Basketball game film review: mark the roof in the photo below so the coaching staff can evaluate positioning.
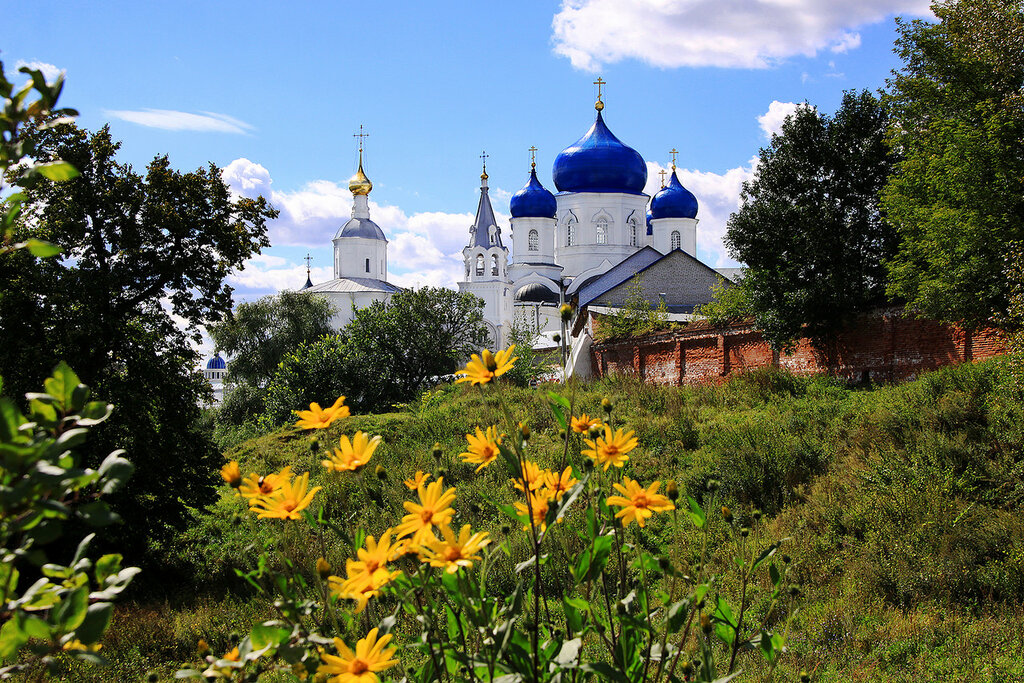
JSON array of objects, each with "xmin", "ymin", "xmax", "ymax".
[
  {"xmin": 553, "ymin": 110, "xmax": 647, "ymax": 195},
  {"xmin": 714, "ymin": 267, "xmax": 744, "ymax": 282},
  {"xmin": 469, "ymin": 184, "xmax": 503, "ymax": 249},
  {"xmin": 206, "ymin": 354, "xmax": 226, "ymax": 370},
  {"xmin": 303, "ymin": 277, "xmax": 403, "ymax": 294},
  {"xmin": 575, "ymin": 247, "xmax": 663, "ymax": 307},
  {"xmin": 335, "ymin": 217, "xmax": 387, "ymax": 241}
]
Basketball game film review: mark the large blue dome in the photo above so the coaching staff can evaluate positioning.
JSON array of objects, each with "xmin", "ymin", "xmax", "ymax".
[
  {"xmin": 510, "ymin": 168, "xmax": 557, "ymax": 218},
  {"xmin": 206, "ymin": 354, "xmax": 226, "ymax": 370},
  {"xmin": 650, "ymin": 170, "xmax": 698, "ymax": 219},
  {"xmin": 553, "ymin": 111, "xmax": 647, "ymax": 195}
]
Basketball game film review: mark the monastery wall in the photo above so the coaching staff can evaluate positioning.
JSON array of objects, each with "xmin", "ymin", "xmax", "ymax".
[{"xmin": 589, "ymin": 309, "xmax": 1008, "ymax": 385}]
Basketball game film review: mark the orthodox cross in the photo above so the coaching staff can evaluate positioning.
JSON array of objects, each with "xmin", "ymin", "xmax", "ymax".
[
  {"xmin": 303, "ymin": 253, "xmax": 313, "ymax": 277},
  {"xmin": 593, "ymin": 76, "xmax": 605, "ymax": 102},
  {"xmin": 529, "ymin": 146, "xmax": 538, "ymax": 169},
  {"xmin": 480, "ymin": 150, "xmax": 489, "ymax": 174},
  {"xmin": 670, "ymin": 148, "xmax": 679, "ymax": 169},
  {"xmin": 659, "ymin": 169, "xmax": 667, "ymax": 188},
  {"xmin": 353, "ymin": 125, "xmax": 369, "ymax": 153}
]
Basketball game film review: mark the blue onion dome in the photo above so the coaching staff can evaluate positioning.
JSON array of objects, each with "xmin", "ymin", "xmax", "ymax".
[
  {"xmin": 206, "ymin": 354, "xmax": 226, "ymax": 370},
  {"xmin": 510, "ymin": 166, "xmax": 557, "ymax": 218},
  {"xmin": 553, "ymin": 111, "xmax": 647, "ymax": 195},
  {"xmin": 650, "ymin": 169, "xmax": 698, "ymax": 219}
]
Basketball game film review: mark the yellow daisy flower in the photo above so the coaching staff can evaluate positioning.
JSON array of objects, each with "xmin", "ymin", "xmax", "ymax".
[
  {"xmin": 395, "ymin": 478, "xmax": 457, "ymax": 546},
  {"xmin": 541, "ymin": 466, "xmax": 578, "ymax": 501},
  {"xmin": 419, "ymin": 524, "xmax": 491, "ymax": 573},
  {"xmin": 220, "ymin": 460, "xmax": 242, "ymax": 488},
  {"xmin": 327, "ymin": 530, "xmax": 405, "ymax": 613},
  {"xmin": 459, "ymin": 426, "xmax": 503, "ymax": 472},
  {"xmin": 62, "ymin": 639, "xmax": 101, "ymax": 652},
  {"xmin": 403, "ymin": 470, "xmax": 431, "ymax": 490},
  {"xmin": 250, "ymin": 471, "xmax": 322, "ymax": 520},
  {"xmin": 570, "ymin": 414, "xmax": 603, "ymax": 434},
  {"xmin": 319, "ymin": 628, "xmax": 398, "ymax": 683},
  {"xmin": 294, "ymin": 396, "xmax": 350, "ymax": 430},
  {"xmin": 322, "ymin": 431, "xmax": 383, "ymax": 473},
  {"xmin": 511, "ymin": 460, "xmax": 546, "ymax": 493},
  {"xmin": 606, "ymin": 477, "xmax": 676, "ymax": 528},
  {"xmin": 239, "ymin": 466, "xmax": 293, "ymax": 504},
  {"xmin": 582, "ymin": 425, "xmax": 638, "ymax": 471},
  {"xmin": 455, "ymin": 345, "xmax": 518, "ymax": 385},
  {"xmin": 514, "ymin": 492, "xmax": 551, "ymax": 532}
]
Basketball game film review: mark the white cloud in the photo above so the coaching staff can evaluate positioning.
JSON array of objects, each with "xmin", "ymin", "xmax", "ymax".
[
  {"xmin": 104, "ymin": 109, "xmax": 254, "ymax": 134},
  {"xmin": 14, "ymin": 60, "xmax": 62, "ymax": 81},
  {"xmin": 644, "ymin": 160, "xmax": 756, "ymax": 267},
  {"xmin": 757, "ymin": 101, "xmax": 803, "ymax": 139},
  {"xmin": 551, "ymin": 0, "xmax": 931, "ymax": 70}
]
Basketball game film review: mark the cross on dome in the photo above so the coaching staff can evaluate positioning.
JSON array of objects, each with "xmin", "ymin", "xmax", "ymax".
[{"xmin": 593, "ymin": 76, "xmax": 606, "ymax": 111}]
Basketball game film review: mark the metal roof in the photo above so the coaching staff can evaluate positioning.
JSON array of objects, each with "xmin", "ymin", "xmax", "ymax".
[{"xmin": 303, "ymin": 277, "xmax": 402, "ymax": 294}]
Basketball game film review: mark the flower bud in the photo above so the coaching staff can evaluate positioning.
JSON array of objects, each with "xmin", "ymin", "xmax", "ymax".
[
  {"xmin": 519, "ymin": 422, "xmax": 531, "ymax": 441},
  {"xmin": 583, "ymin": 458, "xmax": 594, "ymax": 472},
  {"xmin": 500, "ymin": 524, "xmax": 511, "ymax": 535},
  {"xmin": 740, "ymin": 527, "xmax": 750, "ymax": 538},
  {"xmin": 706, "ymin": 479, "xmax": 720, "ymax": 493},
  {"xmin": 700, "ymin": 613, "xmax": 712, "ymax": 634},
  {"xmin": 197, "ymin": 639, "xmax": 210, "ymax": 655},
  {"xmin": 437, "ymin": 468, "xmax": 448, "ymax": 481},
  {"xmin": 721, "ymin": 505, "xmax": 733, "ymax": 524},
  {"xmin": 666, "ymin": 480, "xmax": 679, "ymax": 501},
  {"xmin": 681, "ymin": 660, "xmax": 694, "ymax": 676},
  {"xmin": 658, "ymin": 555, "xmax": 673, "ymax": 573},
  {"xmin": 788, "ymin": 584, "xmax": 801, "ymax": 597},
  {"xmin": 615, "ymin": 601, "xmax": 628, "ymax": 616},
  {"xmin": 752, "ymin": 508, "xmax": 762, "ymax": 522},
  {"xmin": 587, "ymin": 424, "xmax": 603, "ymax": 439},
  {"xmin": 309, "ymin": 435, "xmax": 320, "ymax": 453},
  {"xmin": 316, "ymin": 557, "xmax": 332, "ymax": 579},
  {"xmin": 782, "ymin": 553, "xmax": 791, "ymax": 564},
  {"xmin": 800, "ymin": 671, "xmax": 810, "ymax": 683},
  {"xmin": 374, "ymin": 464, "xmax": 387, "ymax": 481},
  {"xmin": 431, "ymin": 443, "xmax": 443, "ymax": 459},
  {"xmin": 482, "ymin": 349, "xmax": 498, "ymax": 372},
  {"xmin": 560, "ymin": 303, "xmax": 573, "ymax": 322},
  {"xmin": 147, "ymin": 673, "xmax": 159, "ymax": 683},
  {"xmin": 552, "ymin": 333, "xmax": 562, "ymax": 343},
  {"xmin": 601, "ymin": 397, "xmax": 613, "ymax": 413}
]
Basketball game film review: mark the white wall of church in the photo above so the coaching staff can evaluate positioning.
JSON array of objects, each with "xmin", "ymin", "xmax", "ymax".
[
  {"xmin": 335, "ymin": 236, "xmax": 387, "ymax": 280},
  {"xmin": 554, "ymin": 192, "xmax": 649, "ymax": 279},
  {"xmin": 650, "ymin": 217, "xmax": 698, "ymax": 256}
]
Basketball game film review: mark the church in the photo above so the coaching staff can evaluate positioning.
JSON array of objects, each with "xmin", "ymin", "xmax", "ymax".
[{"xmin": 302, "ymin": 83, "xmax": 731, "ymax": 351}]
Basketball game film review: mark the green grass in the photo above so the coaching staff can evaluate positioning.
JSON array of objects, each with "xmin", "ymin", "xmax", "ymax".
[{"xmin": 23, "ymin": 359, "xmax": 1024, "ymax": 682}]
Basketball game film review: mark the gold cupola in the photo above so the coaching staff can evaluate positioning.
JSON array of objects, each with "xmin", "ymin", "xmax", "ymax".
[{"xmin": 348, "ymin": 125, "xmax": 373, "ymax": 196}]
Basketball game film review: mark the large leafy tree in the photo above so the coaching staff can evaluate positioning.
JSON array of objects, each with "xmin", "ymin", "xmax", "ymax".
[
  {"xmin": 0, "ymin": 122, "xmax": 276, "ymax": 565},
  {"xmin": 883, "ymin": 0, "xmax": 1024, "ymax": 328},
  {"xmin": 725, "ymin": 90, "xmax": 898, "ymax": 348}
]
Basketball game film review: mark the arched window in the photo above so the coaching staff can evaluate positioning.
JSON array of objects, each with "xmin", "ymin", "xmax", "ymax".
[
  {"xmin": 628, "ymin": 218, "xmax": 638, "ymax": 247},
  {"xmin": 475, "ymin": 254, "xmax": 484, "ymax": 276},
  {"xmin": 491, "ymin": 254, "xmax": 499, "ymax": 276},
  {"xmin": 671, "ymin": 231, "xmax": 681, "ymax": 251},
  {"xmin": 528, "ymin": 229, "xmax": 539, "ymax": 252},
  {"xmin": 566, "ymin": 219, "xmax": 576, "ymax": 247},
  {"xmin": 595, "ymin": 216, "xmax": 608, "ymax": 244}
]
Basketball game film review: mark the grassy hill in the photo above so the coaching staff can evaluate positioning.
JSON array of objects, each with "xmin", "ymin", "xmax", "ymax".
[{"xmin": 39, "ymin": 359, "xmax": 1024, "ymax": 682}]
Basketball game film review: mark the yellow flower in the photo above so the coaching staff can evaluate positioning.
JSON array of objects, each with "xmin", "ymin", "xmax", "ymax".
[
  {"xmin": 570, "ymin": 414, "xmax": 603, "ymax": 434},
  {"xmin": 419, "ymin": 524, "xmax": 491, "ymax": 573},
  {"xmin": 251, "ymin": 471, "xmax": 322, "ymax": 520},
  {"xmin": 62, "ymin": 639, "xmax": 101, "ymax": 652},
  {"xmin": 319, "ymin": 628, "xmax": 398, "ymax": 683},
  {"xmin": 455, "ymin": 345, "xmax": 518, "ymax": 385},
  {"xmin": 328, "ymin": 529, "xmax": 404, "ymax": 613},
  {"xmin": 541, "ymin": 466, "xmax": 578, "ymax": 501},
  {"xmin": 220, "ymin": 460, "xmax": 242, "ymax": 487},
  {"xmin": 459, "ymin": 426, "xmax": 503, "ymax": 472},
  {"xmin": 322, "ymin": 432, "xmax": 383, "ymax": 473},
  {"xmin": 514, "ymin": 492, "xmax": 551, "ymax": 532},
  {"xmin": 607, "ymin": 478, "xmax": 676, "ymax": 528},
  {"xmin": 395, "ymin": 478, "xmax": 457, "ymax": 546},
  {"xmin": 294, "ymin": 396, "xmax": 350, "ymax": 430},
  {"xmin": 512, "ymin": 460, "xmax": 546, "ymax": 493},
  {"xmin": 403, "ymin": 470, "xmax": 431, "ymax": 490},
  {"xmin": 582, "ymin": 425, "xmax": 638, "ymax": 471},
  {"xmin": 239, "ymin": 466, "xmax": 293, "ymax": 504}
]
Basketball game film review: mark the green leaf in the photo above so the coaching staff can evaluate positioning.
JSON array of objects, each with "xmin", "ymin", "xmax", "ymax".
[
  {"xmin": 73, "ymin": 603, "xmax": 113, "ymax": 645},
  {"xmin": 554, "ymin": 637, "xmax": 582, "ymax": 666},
  {"xmin": 24, "ymin": 239, "xmax": 61, "ymax": 258},
  {"xmin": 44, "ymin": 362, "xmax": 81, "ymax": 412},
  {"xmin": 547, "ymin": 391, "xmax": 571, "ymax": 411},
  {"xmin": 667, "ymin": 599, "xmax": 691, "ymax": 633},
  {"xmin": 581, "ymin": 662, "xmax": 631, "ymax": 683},
  {"xmin": 97, "ymin": 451, "xmax": 134, "ymax": 494},
  {"xmin": 77, "ymin": 502, "xmax": 120, "ymax": 527},
  {"xmin": 0, "ymin": 613, "xmax": 29, "ymax": 662},
  {"xmin": 53, "ymin": 586, "xmax": 89, "ymax": 631},
  {"xmin": 563, "ymin": 598, "xmax": 585, "ymax": 634},
  {"xmin": 35, "ymin": 161, "xmax": 79, "ymax": 181},
  {"xmin": 574, "ymin": 533, "xmax": 614, "ymax": 584},
  {"xmin": 95, "ymin": 554, "xmax": 122, "ymax": 585},
  {"xmin": 250, "ymin": 623, "xmax": 291, "ymax": 649},
  {"xmin": 687, "ymin": 496, "xmax": 706, "ymax": 529}
]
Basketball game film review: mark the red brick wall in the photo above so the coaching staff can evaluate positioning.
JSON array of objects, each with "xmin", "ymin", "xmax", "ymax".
[{"xmin": 590, "ymin": 309, "xmax": 1007, "ymax": 385}]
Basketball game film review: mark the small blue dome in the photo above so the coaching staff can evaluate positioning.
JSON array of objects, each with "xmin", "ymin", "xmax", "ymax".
[
  {"xmin": 336, "ymin": 217, "xmax": 387, "ymax": 241},
  {"xmin": 510, "ymin": 168, "xmax": 557, "ymax": 218},
  {"xmin": 553, "ymin": 111, "xmax": 647, "ymax": 195},
  {"xmin": 206, "ymin": 354, "xmax": 226, "ymax": 370},
  {"xmin": 646, "ymin": 210, "xmax": 653, "ymax": 236},
  {"xmin": 650, "ymin": 170, "xmax": 698, "ymax": 219}
]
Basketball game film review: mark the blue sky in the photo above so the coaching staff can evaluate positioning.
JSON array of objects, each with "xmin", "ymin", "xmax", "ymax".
[{"xmin": 9, "ymin": 0, "xmax": 932, "ymax": 304}]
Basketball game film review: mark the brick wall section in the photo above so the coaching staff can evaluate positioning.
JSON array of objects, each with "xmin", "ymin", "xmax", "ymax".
[{"xmin": 590, "ymin": 309, "xmax": 1008, "ymax": 385}]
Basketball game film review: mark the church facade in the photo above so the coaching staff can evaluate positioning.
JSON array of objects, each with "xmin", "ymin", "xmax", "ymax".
[{"xmin": 458, "ymin": 91, "xmax": 713, "ymax": 348}]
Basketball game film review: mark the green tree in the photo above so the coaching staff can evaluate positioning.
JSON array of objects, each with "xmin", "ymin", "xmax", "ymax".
[
  {"xmin": 725, "ymin": 90, "xmax": 898, "ymax": 349},
  {"xmin": 0, "ymin": 122, "xmax": 276, "ymax": 566},
  {"xmin": 261, "ymin": 335, "xmax": 351, "ymax": 427},
  {"xmin": 595, "ymin": 274, "xmax": 669, "ymax": 340},
  {"xmin": 882, "ymin": 0, "xmax": 1024, "ymax": 328},
  {"xmin": 693, "ymin": 277, "xmax": 753, "ymax": 327}
]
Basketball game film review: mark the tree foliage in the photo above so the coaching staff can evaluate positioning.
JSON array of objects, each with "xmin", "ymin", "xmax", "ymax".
[
  {"xmin": 882, "ymin": 0, "xmax": 1024, "ymax": 328},
  {"xmin": 207, "ymin": 290, "xmax": 335, "ymax": 389},
  {"xmin": 725, "ymin": 90, "xmax": 898, "ymax": 349},
  {"xmin": 0, "ymin": 122, "xmax": 276, "ymax": 564},
  {"xmin": 693, "ymin": 277, "xmax": 753, "ymax": 327},
  {"xmin": 594, "ymin": 274, "xmax": 670, "ymax": 341},
  {"xmin": 261, "ymin": 336, "xmax": 351, "ymax": 428}
]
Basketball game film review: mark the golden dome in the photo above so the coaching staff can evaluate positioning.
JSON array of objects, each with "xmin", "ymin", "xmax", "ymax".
[{"xmin": 348, "ymin": 159, "xmax": 372, "ymax": 196}]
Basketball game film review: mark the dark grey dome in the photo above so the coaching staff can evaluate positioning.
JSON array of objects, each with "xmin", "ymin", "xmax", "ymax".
[
  {"xmin": 336, "ymin": 217, "xmax": 387, "ymax": 240},
  {"xmin": 514, "ymin": 283, "xmax": 560, "ymax": 304}
]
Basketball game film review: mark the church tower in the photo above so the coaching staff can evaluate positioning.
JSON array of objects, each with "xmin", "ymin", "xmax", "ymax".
[
  {"xmin": 333, "ymin": 135, "xmax": 388, "ymax": 280},
  {"xmin": 458, "ymin": 155, "xmax": 510, "ymax": 347},
  {"xmin": 649, "ymin": 150, "xmax": 699, "ymax": 256}
]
